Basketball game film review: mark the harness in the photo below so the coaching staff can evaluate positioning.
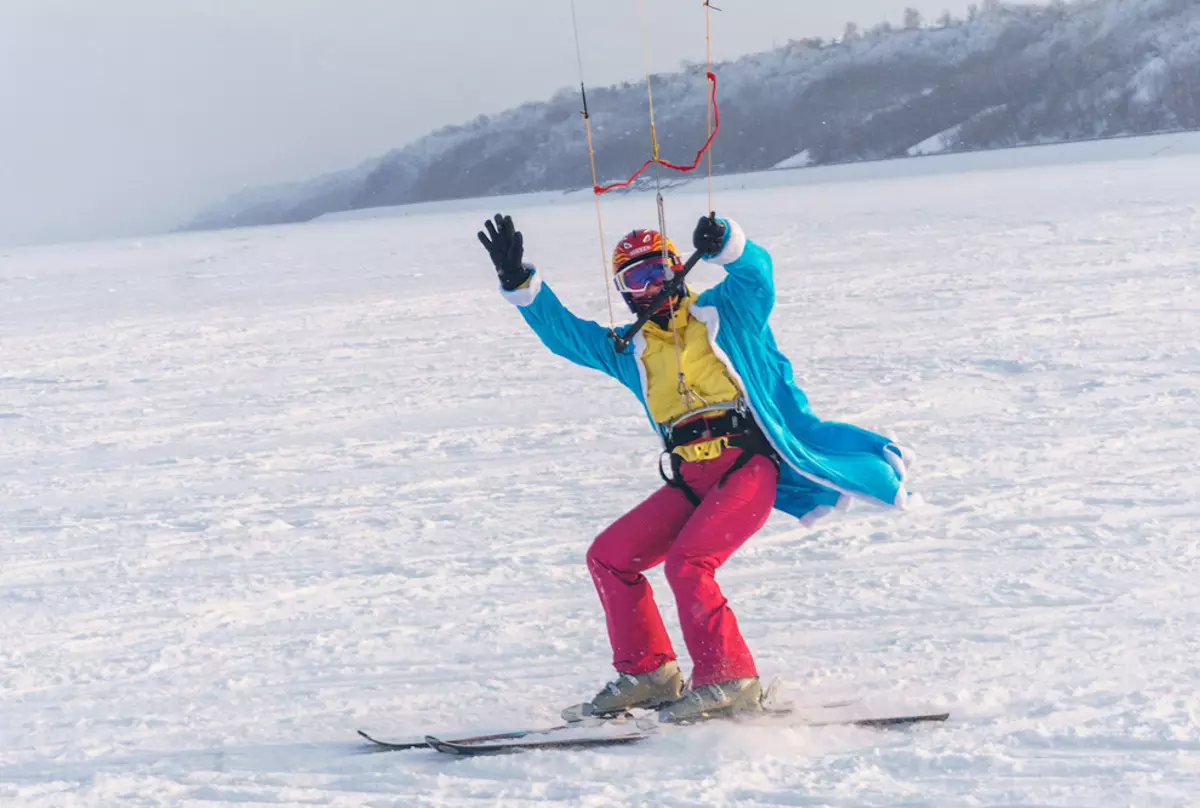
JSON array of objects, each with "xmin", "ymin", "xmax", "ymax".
[{"xmin": 658, "ymin": 400, "xmax": 780, "ymax": 506}]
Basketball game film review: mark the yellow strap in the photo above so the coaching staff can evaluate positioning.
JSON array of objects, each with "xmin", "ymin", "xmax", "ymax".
[{"xmin": 672, "ymin": 436, "xmax": 732, "ymax": 463}]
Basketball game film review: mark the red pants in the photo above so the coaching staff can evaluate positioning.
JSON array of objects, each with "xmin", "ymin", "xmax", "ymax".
[{"xmin": 586, "ymin": 448, "xmax": 778, "ymax": 687}]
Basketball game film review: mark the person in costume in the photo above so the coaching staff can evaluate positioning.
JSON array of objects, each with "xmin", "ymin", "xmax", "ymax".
[{"xmin": 478, "ymin": 212, "xmax": 914, "ymax": 722}]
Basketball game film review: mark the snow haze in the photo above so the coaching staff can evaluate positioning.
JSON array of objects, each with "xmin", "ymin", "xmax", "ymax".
[
  {"xmin": 2, "ymin": 134, "xmax": 1198, "ymax": 804},
  {"xmin": 1, "ymin": 0, "xmax": 1000, "ymax": 248}
]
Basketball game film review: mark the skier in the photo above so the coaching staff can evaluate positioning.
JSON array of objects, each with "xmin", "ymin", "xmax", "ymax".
[{"xmin": 478, "ymin": 212, "xmax": 914, "ymax": 723}]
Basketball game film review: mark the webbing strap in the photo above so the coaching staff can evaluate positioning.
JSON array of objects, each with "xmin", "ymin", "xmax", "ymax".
[
  {"xmin": 664, "ymin": 409, "xmax": 746, "ymax": 451},
  {"xmin": 660, "ymin": 453, "xmax": 701, "ymax": 507},
  {"xmin": 659, "ymin": 428, "xmax": 780, "ymax": 507}
]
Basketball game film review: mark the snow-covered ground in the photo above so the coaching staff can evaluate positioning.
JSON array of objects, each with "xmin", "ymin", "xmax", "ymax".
[{"xmin": 2, "ymin": 137, "xmax": 1199, "ymax": 806}]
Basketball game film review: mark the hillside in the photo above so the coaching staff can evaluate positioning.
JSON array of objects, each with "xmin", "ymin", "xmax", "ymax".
[{"xmin": 186, "ymin": 0, "xmax": 1200, "ymax": 231}]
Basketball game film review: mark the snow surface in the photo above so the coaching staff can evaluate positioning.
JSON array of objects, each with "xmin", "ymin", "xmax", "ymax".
[{"xmin": 3, "ymin": 136, "xmax": 1200, "ymax": 806}]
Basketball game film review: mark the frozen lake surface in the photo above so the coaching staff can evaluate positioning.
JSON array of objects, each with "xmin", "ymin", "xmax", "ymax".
[{"xmin": 2, "ymin": 136, "xmax": 1199, "ymax": 805}]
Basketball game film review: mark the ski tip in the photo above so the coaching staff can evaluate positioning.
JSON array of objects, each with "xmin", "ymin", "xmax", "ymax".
[{"xmin": 357, "ymin": 729, "xmax": 430, "ymax": 751}]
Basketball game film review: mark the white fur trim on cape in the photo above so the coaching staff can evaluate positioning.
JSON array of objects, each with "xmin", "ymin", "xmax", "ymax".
[
  {"xmin": 499, "ymin": 266, "xmax": 542, "ymax": 307},
  {"xmin": 631, "ymin": 331, "xmax": 657, "ymax": 431},
  {"xmin": 883, "ymin": 444, "xmax": 910, "ymax": 480},
  {"xmin": 882, "ymin": 438, "xmax": 918, "ymax": 508},
  {"xmin": 709, "ymin": 219, "xmax": 747, "ymax": 266}
]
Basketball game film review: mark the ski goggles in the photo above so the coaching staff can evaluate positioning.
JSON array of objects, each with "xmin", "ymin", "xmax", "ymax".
[{"xmin": 613, "ymin": 258, "xmax": 677, "ymax": 294}]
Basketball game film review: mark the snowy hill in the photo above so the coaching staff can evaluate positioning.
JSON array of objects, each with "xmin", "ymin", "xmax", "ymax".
[{"xmin": 186, "ymin": 0, "xmax": 1200, "ymax": 232}]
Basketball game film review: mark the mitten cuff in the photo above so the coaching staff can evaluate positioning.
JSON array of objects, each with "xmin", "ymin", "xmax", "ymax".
[
  {"xmin": 707, "ymin": 219, "xmax": 746, "ymax": 265},
  {"xmin": 499, "ymin": 266, "xmax": 542, "ymax": 307}
]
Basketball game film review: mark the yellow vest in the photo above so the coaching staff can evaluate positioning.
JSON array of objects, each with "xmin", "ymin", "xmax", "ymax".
[{"xmin": 641, "ymin": 296, "xmax": 742, "ymax": 462}]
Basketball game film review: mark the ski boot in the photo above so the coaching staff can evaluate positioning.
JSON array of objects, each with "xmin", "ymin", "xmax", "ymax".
[
  {"xmin": 561, "ymin": 661, "xmax": 684, "ymax": 722},
  {"xmin": 657, "ymin": 676, "xmax": 763, "ymax": 723}
]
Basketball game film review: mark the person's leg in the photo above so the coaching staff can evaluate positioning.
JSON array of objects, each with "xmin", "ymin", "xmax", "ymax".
[
  {"xmin": 586, "ymin": 484, "xmax": 696, "ymax": 674},
  {"xmin": 664, "ymin": 451, "xmax": 778, "ymax": 686}
]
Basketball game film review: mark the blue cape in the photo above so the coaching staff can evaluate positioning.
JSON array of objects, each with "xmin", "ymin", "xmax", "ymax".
[{"xmin": 500, "ymin": 219, "xmax": 912, "ymax": 523}]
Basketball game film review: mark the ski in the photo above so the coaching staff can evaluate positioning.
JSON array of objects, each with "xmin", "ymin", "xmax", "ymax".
[
  {"xmin": 417, "ymin": 711, "xmax": 947, "ymax": 756},
  {"xmin": 357, "ymin": 727, "xmax": 550, "ymax": 751},
  {"xmin": 754, "ymin": 680, "xmax": 950, "ymax": 729},
  {"xmin": 357, "ymin": 714, "xmax": 634, "ymax": 751},
  {"xmin": 681, "ymin": 706, "xmax": 950, "ymax": 730},
  {"xmin": 362, "ymin": 708, "xmax": 949, "ymax": 756},
  {"xmin": 423, "ymin": 729, "xmax": 652, "ymax": 757},
  {"xmin": 803, "ymin": 711, "xmax": 950, "ymax": 729}
]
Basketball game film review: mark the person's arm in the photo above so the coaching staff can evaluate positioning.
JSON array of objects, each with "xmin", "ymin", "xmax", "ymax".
[
  {"xmin": 693, "ymin": 215, "xmax": 774, "ymax": 327},
  {"xmin": 480, "ymin": 213, "xmax": 622, "ymax": 378},
  {"xmin": 501, "ymin": 271, "xmax": 624, "ymax": 378}
]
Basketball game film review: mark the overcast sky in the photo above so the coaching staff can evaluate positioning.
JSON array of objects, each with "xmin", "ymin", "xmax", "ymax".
[{"xmin": 1, "ymin": 0, "xmax": 995, "ymax": 247}]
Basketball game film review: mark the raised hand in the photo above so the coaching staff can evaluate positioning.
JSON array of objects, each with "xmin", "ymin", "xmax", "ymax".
[
  {"xmin": 478, "ymin": 213, "xmax": 530, "ymax": 291},
  {"xmin": 692, "ymin": 213, "xmax": 727, "ymax": 257}
]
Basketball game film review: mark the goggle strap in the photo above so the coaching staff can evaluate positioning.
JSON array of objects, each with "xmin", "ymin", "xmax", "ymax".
[{"xmin": 615, "ymin": 252, "xmax": 679, "ymax": 272}]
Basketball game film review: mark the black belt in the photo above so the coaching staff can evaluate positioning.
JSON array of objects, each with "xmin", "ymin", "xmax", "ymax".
[
  {"xmin": 665, "ymin": 409, "xmax": 750, "ymax": 451},
  {"xmin": 660, "ymin": 410, "xmax": 780, "ymax": 506}
]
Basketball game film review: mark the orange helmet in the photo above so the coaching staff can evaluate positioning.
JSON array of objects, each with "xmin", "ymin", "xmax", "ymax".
[
  {"xmin": 611, "ymin": 229, "xmax": 682, "ymax": 276},
  {"xmin": 611, "ymin": 228, "xmax": 686, "ymax": 315}
]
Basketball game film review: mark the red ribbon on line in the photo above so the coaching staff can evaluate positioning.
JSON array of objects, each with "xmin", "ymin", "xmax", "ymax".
[{"xmin": 593, "ymin": 71, "xmax": 720, "ymax": 195}]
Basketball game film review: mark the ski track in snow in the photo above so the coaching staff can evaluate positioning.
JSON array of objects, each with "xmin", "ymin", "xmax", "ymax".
[{"xmin": 2, "ymin": 145, "xmax": 1199, "ymax": 806}]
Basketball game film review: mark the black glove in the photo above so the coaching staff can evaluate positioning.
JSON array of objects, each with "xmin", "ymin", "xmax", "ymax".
[
  {"xmin": 478, "ymin": 213, "xmax": 530, "ymax": 291},
  {"xmin": 692, "ymin": 214, "xmax": 727, "ymax": 257}
]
